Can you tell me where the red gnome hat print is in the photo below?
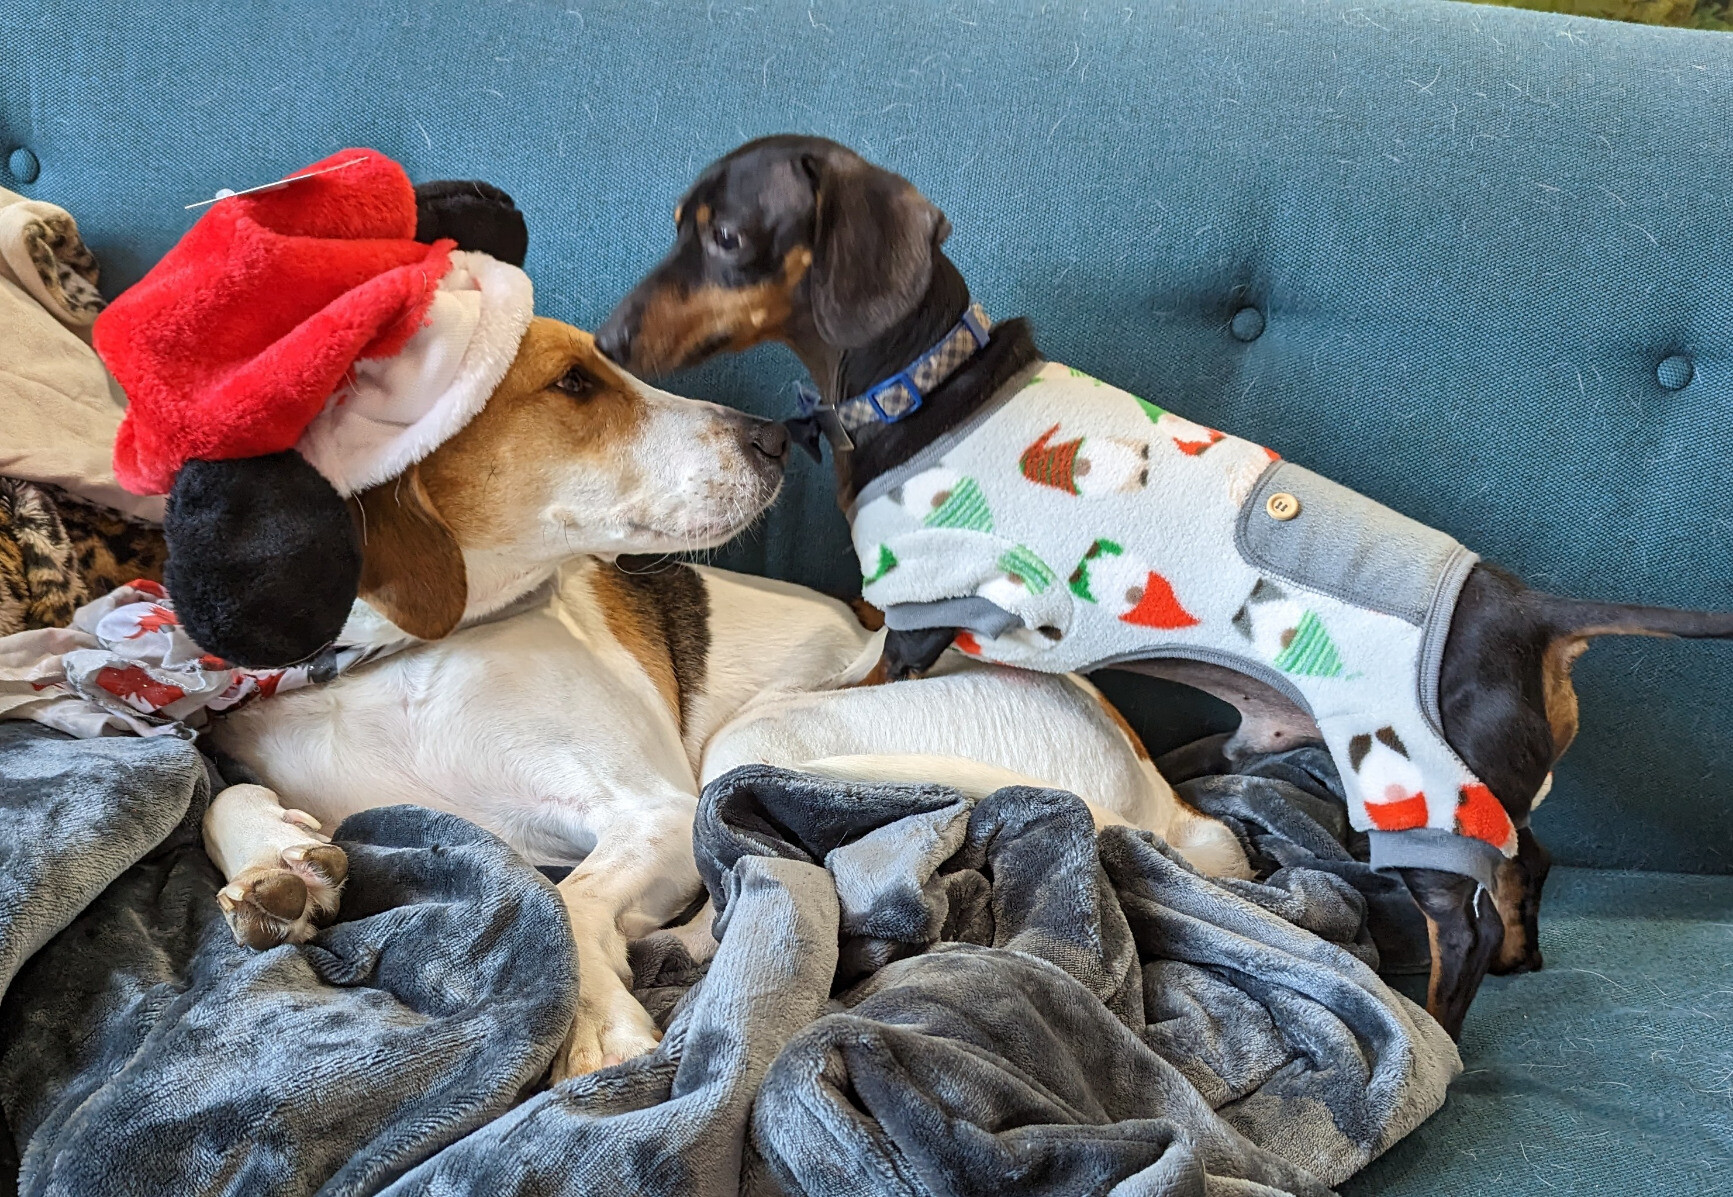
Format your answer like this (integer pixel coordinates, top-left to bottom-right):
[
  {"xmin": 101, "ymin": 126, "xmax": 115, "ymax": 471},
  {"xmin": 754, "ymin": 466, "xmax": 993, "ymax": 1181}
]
[
  {"xmin": 1068, "ymin": 539, "xmax": 1198, "ymax": 629},
  {"xmin": 1349, "ymin": 726, "xmax": 1429, "ymax": 832},
  {"xmin": 1456, "ymin": 782, "xmax": 1519, "ymax": 854},
  {"xmin": 1018, "ymin": 425, "xmax": 1150, "ymax": 496}
]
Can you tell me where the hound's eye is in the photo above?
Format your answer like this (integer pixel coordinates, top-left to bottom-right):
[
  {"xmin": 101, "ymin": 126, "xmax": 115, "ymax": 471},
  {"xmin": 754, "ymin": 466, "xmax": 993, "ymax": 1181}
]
[
  {"xmin": 712, "ymin": 224, "xmax": 741, "ymax": 252},
  {"xmin": 553, "ymin": 368, "xmax": 596, "ymax": 399}
]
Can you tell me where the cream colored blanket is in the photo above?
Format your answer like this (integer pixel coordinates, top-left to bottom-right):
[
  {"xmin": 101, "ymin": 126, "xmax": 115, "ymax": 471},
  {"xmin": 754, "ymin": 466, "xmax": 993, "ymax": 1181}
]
[{"xmin": 0, "ymin": 187, "xmax": 162, "ymax": 522}]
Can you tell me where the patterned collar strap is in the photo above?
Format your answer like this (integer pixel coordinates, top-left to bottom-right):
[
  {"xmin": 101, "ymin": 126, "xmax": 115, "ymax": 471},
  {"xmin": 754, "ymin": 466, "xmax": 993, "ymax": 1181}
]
[{"xmin": 795, "ymin": 304, "xmax": 992, "ymax": 449}]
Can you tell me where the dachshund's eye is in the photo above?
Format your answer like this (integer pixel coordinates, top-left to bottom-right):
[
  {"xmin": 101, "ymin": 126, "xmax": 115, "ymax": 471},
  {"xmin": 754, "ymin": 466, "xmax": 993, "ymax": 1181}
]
[
  {"xmin": 711, "ymin": 224, "xmax": 741, "ymax": 252},
  {"xmin": 553, "ymin": 368, "xmax": 596, "ymax": 399}
]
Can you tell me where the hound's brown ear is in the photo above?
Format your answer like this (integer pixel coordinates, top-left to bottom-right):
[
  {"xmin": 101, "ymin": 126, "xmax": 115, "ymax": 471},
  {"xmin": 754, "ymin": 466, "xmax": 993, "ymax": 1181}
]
[
  {"xmin": 804, "ymin": 149, "xmax": 948, "ymax": 349},
  {"xmin": 351, "ymin": 464, "xmax": 467, "ymax": 640}
]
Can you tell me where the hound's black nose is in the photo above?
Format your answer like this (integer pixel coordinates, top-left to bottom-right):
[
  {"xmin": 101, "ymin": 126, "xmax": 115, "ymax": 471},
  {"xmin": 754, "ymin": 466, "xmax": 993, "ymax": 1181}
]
[
  {"xmin": 748, "ymin": 419, "xmax": 790, "ymax": 461},
  {"xmin": 596, "ymin": 315, "xmax": 633, "ymax": 365}
]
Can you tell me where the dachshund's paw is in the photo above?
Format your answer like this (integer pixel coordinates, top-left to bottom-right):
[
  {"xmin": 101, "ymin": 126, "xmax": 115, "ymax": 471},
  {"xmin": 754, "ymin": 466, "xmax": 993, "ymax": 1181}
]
[
  {"xmin": 217, "ymin": 840, "xmax": 348, "ymax": 948},
  {"xmin": 549, "ymin": 985, "xmax": 662, "ymax": 1083}
]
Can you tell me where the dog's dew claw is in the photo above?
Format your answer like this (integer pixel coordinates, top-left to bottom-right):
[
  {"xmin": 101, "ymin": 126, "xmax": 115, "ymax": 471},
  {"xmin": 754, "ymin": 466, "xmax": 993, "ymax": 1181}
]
[{"xmin": 282, "ymin": 808, "xmax": 323, "ymax": 832}]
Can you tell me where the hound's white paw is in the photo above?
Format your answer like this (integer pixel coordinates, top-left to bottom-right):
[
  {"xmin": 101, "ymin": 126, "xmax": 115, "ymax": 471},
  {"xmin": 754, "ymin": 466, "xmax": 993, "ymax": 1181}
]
[
  {"xmin": 549, "ymin": 984, "xmax": 662, "ymax": 1082},
  {"xmin": 206, "ymin": 787, "xmax": 349, "ymax": 948},
  {"xmin": 216, "ymin": 838, "xmax": 349, "ymax": 948}
]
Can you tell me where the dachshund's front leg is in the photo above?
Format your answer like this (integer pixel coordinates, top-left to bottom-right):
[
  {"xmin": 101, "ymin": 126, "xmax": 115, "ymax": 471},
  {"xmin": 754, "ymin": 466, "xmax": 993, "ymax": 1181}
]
[
  {"xmin": 1490, "ymin": 826, "xmax": 1552, "ymax": 975},
  {"xmin": 858, "ymin": 625, "xmax": 958, "ymax": 686}
]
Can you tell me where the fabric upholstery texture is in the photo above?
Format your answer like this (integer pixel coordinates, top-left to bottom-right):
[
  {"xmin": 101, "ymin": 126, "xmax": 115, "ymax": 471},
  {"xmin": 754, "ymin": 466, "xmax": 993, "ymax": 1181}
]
[{"xmin": 1344, "ymin": 866, "xmax": 1733, "ymax": 1195}]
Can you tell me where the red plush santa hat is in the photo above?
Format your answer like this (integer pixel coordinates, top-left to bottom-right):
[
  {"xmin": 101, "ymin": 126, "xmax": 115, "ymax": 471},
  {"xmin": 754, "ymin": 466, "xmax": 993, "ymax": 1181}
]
[
  {"xmin": 90, "ymin": 149, "xmax": 534, "ymax": 670},
  {"xmin": 98, "ymin": 147, "xmax": 533, "ymax": 497}
]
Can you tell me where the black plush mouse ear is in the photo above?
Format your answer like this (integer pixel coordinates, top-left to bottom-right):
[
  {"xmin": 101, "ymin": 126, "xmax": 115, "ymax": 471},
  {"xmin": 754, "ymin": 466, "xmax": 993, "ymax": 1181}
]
[
  {"xmin": 413, "ymin": 179, "xmax": 529, "ymax": 266},
  {"xmin": 163, "ymin": 451, "xmax": 362, "ymax": 668}
]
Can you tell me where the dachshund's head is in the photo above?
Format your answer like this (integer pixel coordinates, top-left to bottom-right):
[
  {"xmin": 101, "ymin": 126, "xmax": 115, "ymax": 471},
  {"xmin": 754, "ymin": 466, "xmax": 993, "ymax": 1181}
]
[{"xmin": 597, "ymin": 135, "xmax": 951, "ymax": 379}]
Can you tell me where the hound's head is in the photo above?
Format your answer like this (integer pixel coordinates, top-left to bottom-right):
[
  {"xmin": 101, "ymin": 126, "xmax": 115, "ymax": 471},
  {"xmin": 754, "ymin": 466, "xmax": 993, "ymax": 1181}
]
[{"xmin": 353, "ymin": 316, "xmax": 788, "ymax": 639}]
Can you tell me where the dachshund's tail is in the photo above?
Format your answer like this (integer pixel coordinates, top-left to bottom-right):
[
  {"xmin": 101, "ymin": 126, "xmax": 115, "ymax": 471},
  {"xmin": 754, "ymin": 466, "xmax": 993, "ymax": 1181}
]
[{"xmin": 1534, "ymin": 594, "xmax": 1733, "ymax": 640}]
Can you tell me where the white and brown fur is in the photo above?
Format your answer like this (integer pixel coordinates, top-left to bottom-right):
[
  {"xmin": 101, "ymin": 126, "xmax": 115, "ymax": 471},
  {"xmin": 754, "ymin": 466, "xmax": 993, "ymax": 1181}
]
[{"xmin": 200, "ymin": 316, "xmax": 1247, "ymax": 1081}]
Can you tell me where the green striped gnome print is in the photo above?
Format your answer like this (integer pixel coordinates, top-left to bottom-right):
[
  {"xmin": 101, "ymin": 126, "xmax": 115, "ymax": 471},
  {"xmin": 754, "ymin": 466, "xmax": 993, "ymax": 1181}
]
[
  {"xmin": 887, "ymin": 467, "xmax": 993, "ymax": 532},
  {"xmin": 1230, "ymin": 579, "xmax": 1345, "ymax": 678}
]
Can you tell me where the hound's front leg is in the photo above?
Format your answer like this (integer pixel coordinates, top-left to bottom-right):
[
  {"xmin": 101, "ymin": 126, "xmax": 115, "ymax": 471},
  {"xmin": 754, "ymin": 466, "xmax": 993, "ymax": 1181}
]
[
  {"xmin": 203, "ymin": 783, "xmax": 349, "ymax": 948},
  {"xmin": 549, "ymin": 804, "xmax": 704, "ymax": 1081}
]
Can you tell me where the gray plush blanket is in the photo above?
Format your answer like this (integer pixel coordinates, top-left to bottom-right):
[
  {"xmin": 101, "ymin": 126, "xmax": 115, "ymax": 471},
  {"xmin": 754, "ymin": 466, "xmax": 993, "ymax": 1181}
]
[{"xmin": 0, "ymin": 722, "xmax": 1457, "ymax": 1196}]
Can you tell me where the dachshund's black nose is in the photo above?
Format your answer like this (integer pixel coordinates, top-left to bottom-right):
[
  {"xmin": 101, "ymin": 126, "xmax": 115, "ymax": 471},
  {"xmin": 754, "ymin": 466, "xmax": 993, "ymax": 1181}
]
[
  {"xmin": 748, "ymin": 419, "xmax": 790, "ymax": 461},
  {"xmin": 596, "ymin": 316, "xmax": 633, "ymax": 365}
]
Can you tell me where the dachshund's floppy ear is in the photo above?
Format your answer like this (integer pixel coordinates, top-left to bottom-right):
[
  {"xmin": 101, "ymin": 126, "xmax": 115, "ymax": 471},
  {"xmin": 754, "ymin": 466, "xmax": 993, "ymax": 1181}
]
[
  {"xmin": 351, "ymin": 463, "xmax": 468, "ymax": 641},
  {"xmin": 163, "ymin": 452, "xmax": 362, "ymax": 668},
  {"xmin": 413, "ymin": 179, "xmax": 529, "ymax": 266},
  {"xmin": 803, "ymin": 150, "xmax": 949, "ymax": 349}
]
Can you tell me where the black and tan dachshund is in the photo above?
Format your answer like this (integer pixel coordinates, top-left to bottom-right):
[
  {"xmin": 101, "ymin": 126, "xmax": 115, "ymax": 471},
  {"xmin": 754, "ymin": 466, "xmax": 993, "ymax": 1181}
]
[{"xmin": 598, "ymin": 134, "xmax": 1733, "ymax": 1039}]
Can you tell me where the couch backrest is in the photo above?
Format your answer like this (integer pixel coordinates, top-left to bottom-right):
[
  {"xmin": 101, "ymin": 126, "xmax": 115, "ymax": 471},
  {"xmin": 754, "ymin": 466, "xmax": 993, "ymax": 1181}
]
[{"xmin": 3, "ymin": 0, "xmax": 1728, "ymax": 872}]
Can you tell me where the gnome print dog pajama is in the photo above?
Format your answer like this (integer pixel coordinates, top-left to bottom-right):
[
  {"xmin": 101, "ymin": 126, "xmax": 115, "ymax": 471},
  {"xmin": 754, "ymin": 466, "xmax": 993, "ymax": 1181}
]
[{"xmin": 853, "ymin": 362, "xmax": 1517, "ymax": 885}]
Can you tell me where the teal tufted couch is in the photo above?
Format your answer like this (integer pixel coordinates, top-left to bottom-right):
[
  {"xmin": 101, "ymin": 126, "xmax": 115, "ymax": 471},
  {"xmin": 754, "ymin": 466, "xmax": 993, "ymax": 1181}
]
[{"xmin": 4, "ymin": 0, "xmax": 1729, "ymax": 1191}]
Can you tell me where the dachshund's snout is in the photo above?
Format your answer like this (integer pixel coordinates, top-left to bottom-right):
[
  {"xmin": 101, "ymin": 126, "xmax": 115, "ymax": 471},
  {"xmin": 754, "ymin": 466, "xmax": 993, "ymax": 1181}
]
[{"xmin": 596, "ymin": 310, "xmax": 635, "ymax": 367}]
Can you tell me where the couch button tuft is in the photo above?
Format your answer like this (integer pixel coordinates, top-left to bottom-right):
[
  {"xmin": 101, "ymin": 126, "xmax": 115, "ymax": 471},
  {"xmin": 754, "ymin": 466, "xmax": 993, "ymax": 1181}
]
[
  {"xmin": 1230, "ymin": 306, "xmax": 1265, "ymax": 342},
  {"xmin": 1656, "ymin": 354, "xmax": 1694, "ymax": 391},
  {"xmin": 5, "ymin": 147, "xmax": 40, "ymax": 184}
]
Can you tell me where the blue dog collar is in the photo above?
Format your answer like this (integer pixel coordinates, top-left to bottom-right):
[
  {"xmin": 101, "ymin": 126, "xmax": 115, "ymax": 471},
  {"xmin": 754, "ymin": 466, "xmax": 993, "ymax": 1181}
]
[{"xmin": 793, "ymin": 303, "xmax": 992, "ymax": 452}]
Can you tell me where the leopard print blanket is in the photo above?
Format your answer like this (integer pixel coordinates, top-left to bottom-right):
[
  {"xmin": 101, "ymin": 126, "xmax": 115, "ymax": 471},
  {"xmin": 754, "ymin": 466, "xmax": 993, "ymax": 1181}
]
[{"xmin": 0, "ymin": 478, "xmax": 165, "ymax": 636}]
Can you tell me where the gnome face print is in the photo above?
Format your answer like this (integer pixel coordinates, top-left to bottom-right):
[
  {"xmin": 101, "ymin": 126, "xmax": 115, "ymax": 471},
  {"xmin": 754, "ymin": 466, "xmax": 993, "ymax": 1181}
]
[
  {"xmin": 1018, "ymin": 424, "xmax": 1149, "ymax": 496},
  {"xmin": 1232, "ymin": 579, "xmax": 1344, "ymax": 678},
  {"xmin": 978, "ymin": 543, "xmax": 1058, "ymax": 611},
  {"xmin": 889, "ymin": 466, "xmax": 994, "ymax": 533},
  {"xmin": 1135, "ymin": 397, "xmax": 1227, "ymax": 458},
  {"xmin": 1348, "ymin": 725, "xmax": 1429, "ymax": 831},
  {"xmin": 1068, "ymin": 539, "xmax": 1198, "ymax": 630}
]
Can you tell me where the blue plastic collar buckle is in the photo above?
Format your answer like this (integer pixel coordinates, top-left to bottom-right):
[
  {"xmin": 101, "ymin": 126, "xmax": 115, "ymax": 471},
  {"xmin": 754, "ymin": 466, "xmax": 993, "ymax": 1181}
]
[{"xmin": 861, "ymin": 373, "xmax": 922, "ymax": 423}]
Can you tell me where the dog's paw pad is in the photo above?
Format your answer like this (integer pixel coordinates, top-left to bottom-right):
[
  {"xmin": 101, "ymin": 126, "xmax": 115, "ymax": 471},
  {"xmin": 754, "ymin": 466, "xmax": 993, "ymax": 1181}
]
[
  {"xmin": 217, "ymin": 843, "xmax": 349, "ymax": 949},
  {"xmin": 282, "ymin": 843, "xmax": 348, "ymax": 919},
  {"xmin": 218, "ymin": 867, "xmax": 312, "ymax": 948}
]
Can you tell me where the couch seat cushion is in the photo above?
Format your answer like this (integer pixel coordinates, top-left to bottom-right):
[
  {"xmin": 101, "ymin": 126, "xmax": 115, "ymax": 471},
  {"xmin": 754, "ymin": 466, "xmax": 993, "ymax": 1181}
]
[{"xmin": 1348, "ymin": 867, "xmax": 1733, "ymax": 1195}]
